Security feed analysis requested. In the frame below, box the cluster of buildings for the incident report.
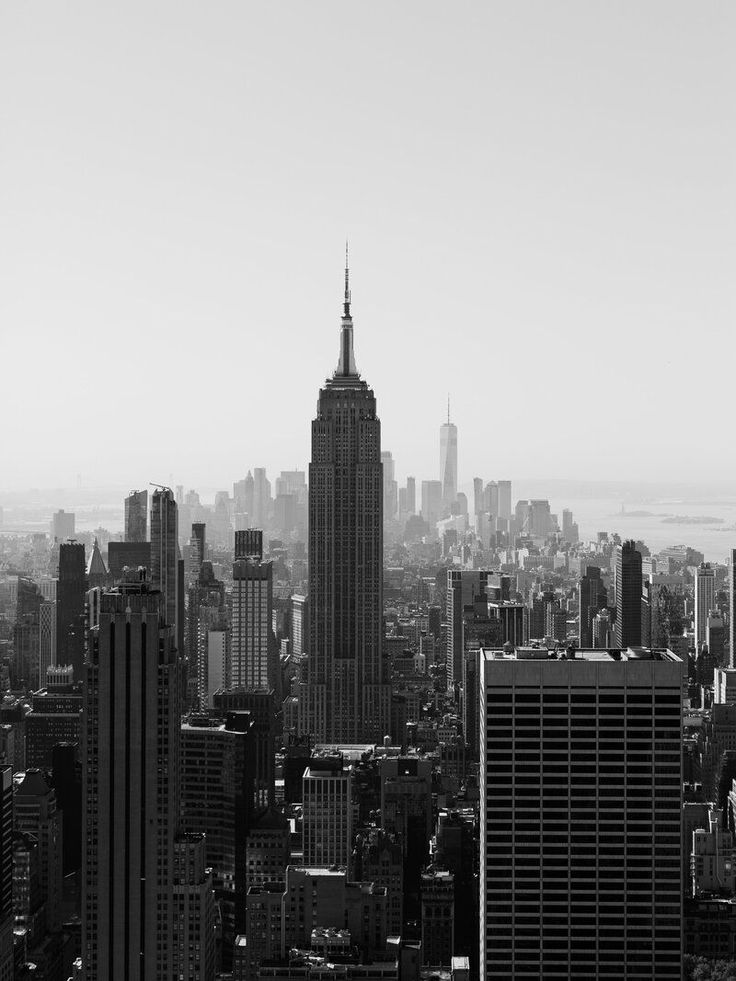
[0,261,732,979]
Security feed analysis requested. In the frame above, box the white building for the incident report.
[302,757,353,872]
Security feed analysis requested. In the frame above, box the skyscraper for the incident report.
[231,530,273,690]
[0,767,12,981]
[480,646,683,979]
[151,487,180,649]
[381,450,398,522]
[124,489,148,542]
[578,565,608,647]
[82,575,181,981]
[304,254,389,742]
[497,480,512,521]
[439,399,458,512]
[614,539,643,648]
[420,480,443,534]
[56,541,86,678]
[695,562,716,650]
[730,549,736,668]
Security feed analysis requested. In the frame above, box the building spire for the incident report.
[447,394,450,424]
[335,242,358,377]
[343,240,351,318]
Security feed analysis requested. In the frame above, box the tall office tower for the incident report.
[421,479,443,533]
[52,742,82,875]
[405,476,416,515]
[25,682,82,769]
[231,530,273,690]
[473,477,484,517]
[446,570,491,692]
[187,561,225,708]
[730,549,736,668]
[480,646,683,980]
[213,689,277,806]
[190,522,206,573]
[439,399,458,513]
[180,713,255,953]
[172,833,216,981]
[56,542,86,678]
[381,450,398,521]
[707,612,726,662]
[561,508,579,543]
[305,256,389,743]
[82,576,181,981]
[290,594,308,657]
[50,509,75,542]
[421,870,454,966]
[578,566,608,647]
[252,468,271,529]
[151,487,180,649]
[15,769,63,932]
[381,756,433,926]
[695,562,716,650]
[124,490,148,542]
[484,481,499,517]
[199,618,229,709]
[614,540,643,648]
[0,767,12,981]
[245,806,290,889]
[302,756,354,871]
[353,829,403,938]
[497,480,512,520]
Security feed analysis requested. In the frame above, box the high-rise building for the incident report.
[447,570,491,692]
[213,688,277,806]
[56,542,86,678]
[497,480,512,521]
[290,594,308,658]
[50,510,75,543]
[37,599,57,689]
[405,476,416,516]
[695,562,716,650]
[151,487,180,650]
[480,646,683,980]
[440,401,458,512]
[730,549,736,668]
[381,450,398,522]
[190,522,206,573]
[82,576,181,981]
[231,530,273,690]
[302,756,353,871]
[172,833,216,981]
[252,469,271,529]
[180,713,256,949]
[578,566,608,647]
[614,540,643,648]
[124,490,148,542]
[473,477,484,517]
[304,256,389,743]
[420,480,443,534]
[15,769,63,933]
[0,767,12,981]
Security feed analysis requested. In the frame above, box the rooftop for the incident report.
[482,646,682,664]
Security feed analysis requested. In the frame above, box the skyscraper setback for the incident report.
[304,255,389,742]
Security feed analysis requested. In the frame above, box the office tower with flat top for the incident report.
[480,646,682,980]
[82,576,181,981]
[304,255,389,742]
[124,490,148,542]
[614,539,643,648]
[151,487,181,651]
[56,541,87,678]
[231,530,273,690]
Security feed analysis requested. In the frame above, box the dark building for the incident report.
[578,565,608,647]
[51,743,81,875]
[446,570,491,692]
[614,540,643,648]
[353,828,403,939]
[107,541,151,582]
[151,487,179,648]
[186,562,226,710]
[82,576,181,981]
[56,543,87,679]
[13,578,41,688]
[190,522,206,573]
[124,489,148,542]
[179,713,256,955]
[304,256,389,743]
[212,689,276,806]
[0,767,11,978]
[25,684,82,770]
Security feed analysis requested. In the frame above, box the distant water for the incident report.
[556,496,736,564]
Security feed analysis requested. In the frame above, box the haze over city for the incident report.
[2,0,734,490]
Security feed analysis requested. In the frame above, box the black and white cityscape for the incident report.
[2,3,735,980]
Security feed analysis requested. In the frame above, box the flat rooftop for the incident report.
[482,646,682,664]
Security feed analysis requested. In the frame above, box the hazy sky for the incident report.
[1,1,734,493]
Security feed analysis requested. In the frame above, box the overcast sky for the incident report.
[1,1,733,494]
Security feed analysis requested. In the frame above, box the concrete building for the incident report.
[614,540,642,648]
[695,562,716,651]
[691,809,736,897]
[302,756,353,871]
[421,869,454,966]
[50,510,74,543]
[480,646,682,980]
[151,487,181,652]
[124,490,148,543]
[172,833,216,981]
[245,806,290,889]
[231,530,273,690]
[420,480,443,535]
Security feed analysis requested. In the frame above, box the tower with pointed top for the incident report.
[303,253,390,743]
[440,398,458,514]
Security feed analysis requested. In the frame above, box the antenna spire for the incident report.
[343,240,351,318]
[447,394,450,424]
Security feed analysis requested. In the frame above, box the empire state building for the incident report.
[304,253,390,743]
